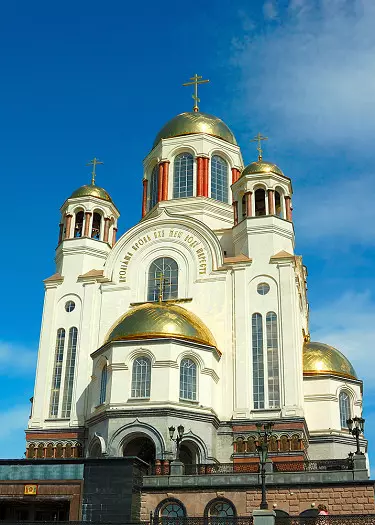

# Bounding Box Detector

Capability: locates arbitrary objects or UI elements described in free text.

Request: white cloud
[263,0,278,20]
[233,0,375,147]
[310,290,375,385]
[0,341,36,376]
[294,173,375,244]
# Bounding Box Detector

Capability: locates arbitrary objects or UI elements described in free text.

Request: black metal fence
[276,517,375,525]
[273,459,353,472]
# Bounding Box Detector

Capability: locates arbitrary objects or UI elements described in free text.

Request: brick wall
[141,484,375,518]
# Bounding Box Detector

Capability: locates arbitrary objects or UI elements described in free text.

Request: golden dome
[70,184,112,203]
[153,112,237,148]
[106,302,217,349]
[303,341,357,380]
[242,161,284,177]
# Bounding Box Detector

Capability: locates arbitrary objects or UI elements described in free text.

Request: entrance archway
[123,435,156,465]
[179,440,199,466]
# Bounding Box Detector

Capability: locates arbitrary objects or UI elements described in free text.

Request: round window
[65,301,75,313]
[257,283,270,295]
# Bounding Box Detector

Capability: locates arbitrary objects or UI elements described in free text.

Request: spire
[250,133,268,161]
[86,157,104,186]
[183,73,210,112]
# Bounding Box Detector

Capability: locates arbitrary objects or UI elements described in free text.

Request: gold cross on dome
[86,157,104,185]
[250,133,268,161]
[183,74,210,112]
[157,272,169,303]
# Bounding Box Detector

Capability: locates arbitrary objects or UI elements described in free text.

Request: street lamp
[347,417,365,455]
[169,425,184,460]
[256,422,274,510]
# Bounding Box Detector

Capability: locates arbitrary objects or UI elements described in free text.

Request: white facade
[27,112,365,465]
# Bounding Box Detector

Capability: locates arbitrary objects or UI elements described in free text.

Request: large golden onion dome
[106,302,217,349]
[242,160,284,177]
[153,112,237,148]
[303,341,357,380]
[70,183,113,203]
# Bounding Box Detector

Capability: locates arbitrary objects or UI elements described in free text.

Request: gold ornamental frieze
[118,226,209,283]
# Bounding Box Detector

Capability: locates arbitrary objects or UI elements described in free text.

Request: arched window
[205,499,236,522]
[131,357,151,398]
[180,358,197,401]
[275,190,283,217]
[291,435,300,451]
[147,257,178,302]
[74,211,84,237]
[247,436,256,453]
[236,437,245,453]
[280,435,289,452]
[37,443,44,458]
[49,328,65,417]
[149,165,159,210]
[61,327,78,418]
[173,153,193,198]
[65,442,73,458]
[91,212,101,240]
[339,391,351,428]
[252,313,264,409]
[266,312,280,409]
[269,435,278,452]
[156,499,186,523]
[55,443,63,458]
[46,443,54,458]
[99,365,108,405]
[211,155,228,203]
[27,444,35,459]
[241,195,246,219]
[255,189,266,216]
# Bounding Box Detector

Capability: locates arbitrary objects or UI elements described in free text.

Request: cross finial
[183,73,210,112]
[250,133,268,161]
[86,157,104,185]
[157,272,169,303]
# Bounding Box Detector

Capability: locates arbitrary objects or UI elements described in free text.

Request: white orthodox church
[26,93,364,469]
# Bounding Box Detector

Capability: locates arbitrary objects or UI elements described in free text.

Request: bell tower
[56,159,120,277]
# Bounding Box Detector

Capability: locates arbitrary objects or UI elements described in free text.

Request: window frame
[61,326,78,418]
[210,155,229,203]
[131,356,152,399]
[339,390,351,429]
[99,364,108,405]
[149,164,159,210]
[147,256,179,302]
[179,358,198,402]
[173,152,194,199]
[49,328,66,418]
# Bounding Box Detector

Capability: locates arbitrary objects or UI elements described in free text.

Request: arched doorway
[123,435,156,465]
[179,440,199,467]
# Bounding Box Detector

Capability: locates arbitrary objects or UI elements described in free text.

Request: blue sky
[1,0,375,465]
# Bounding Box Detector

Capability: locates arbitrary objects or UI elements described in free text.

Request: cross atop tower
[183,74,210,112]
[250,133,268,161]
[86,157,104,185]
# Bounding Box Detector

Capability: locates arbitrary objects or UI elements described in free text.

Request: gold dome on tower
[303,341,357,380]
[153,112,237,149]
[106,302,217,349]
[70,183,113,203]
[242,161,284,177]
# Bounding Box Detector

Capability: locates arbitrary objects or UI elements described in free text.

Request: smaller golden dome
[70,184,112,203]
[303,341,357,380]
[242,161,284,177]
[106,302,217,349]
[153,112,237,148]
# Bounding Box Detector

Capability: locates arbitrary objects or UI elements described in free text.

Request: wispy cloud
[263,0,278,20]
[0,341,36,376]
[295,173,375,244]
[310,290,375,385]
[233,0,375,147]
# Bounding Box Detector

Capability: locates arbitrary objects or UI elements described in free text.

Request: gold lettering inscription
[119,228,208,282]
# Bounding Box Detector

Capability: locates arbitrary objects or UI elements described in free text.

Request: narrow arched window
[99,365,108,404]
[74,211,84,237]
[211,155,228,203]
[149,165,159,210]
[131,357,151,398]
[65,442,73,458]
[339,391,351,428]
[27,444,35,459]
[252,313,264,409]
[247,436,256,453]
[180,358,197,401]
[55,443,63,458]
[173,153,193,198]
[61,327,78,418]
[49,328,65,417]
[241,195,246,219]
[91,212,101,240]
[266,312,280,409]
[255,189,266,216]
[37,443,44,458]
[46,443,54,458]
[275,191,283,217]
[147,257,178,302]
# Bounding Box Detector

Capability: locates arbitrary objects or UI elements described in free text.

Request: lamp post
[168,425,184,460]
[256,422,274,510]
[347,417,365,455]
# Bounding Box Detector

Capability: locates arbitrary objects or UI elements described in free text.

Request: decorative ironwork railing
[276,516,375,525]
[151,518,254,525]
[184,463,260,475]
[273,458,353,472]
